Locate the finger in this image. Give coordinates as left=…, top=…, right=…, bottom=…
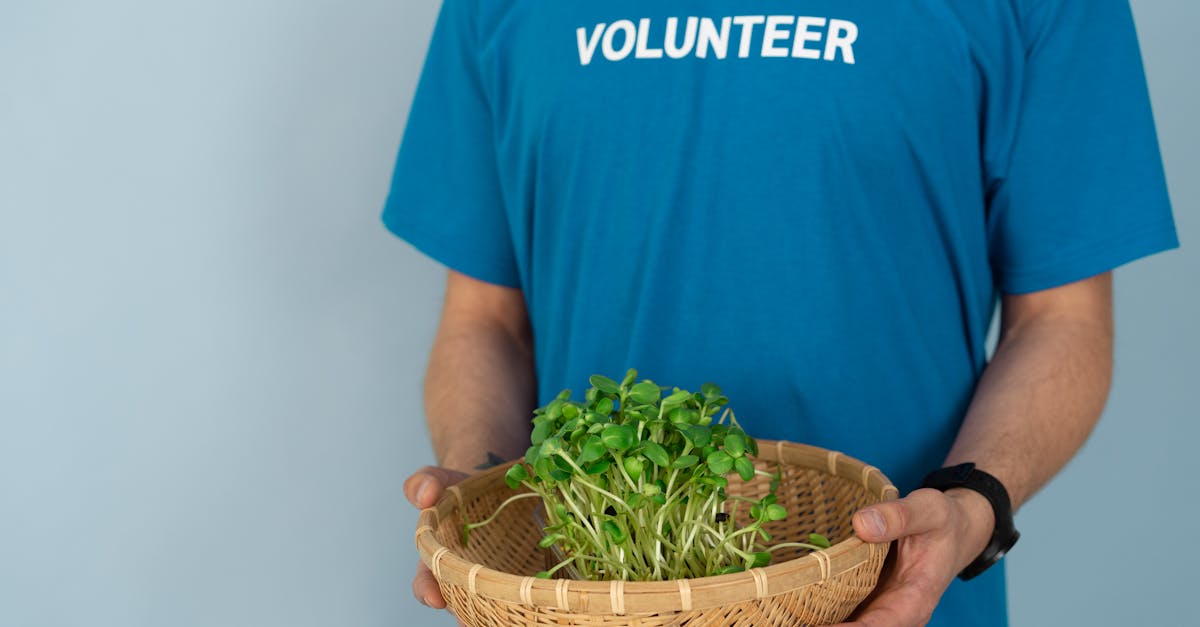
left=404, top=466, right=469, bottom=509
left=413, top=561, right=447, bottom=609
left=852, top=488, right=950, bottom=543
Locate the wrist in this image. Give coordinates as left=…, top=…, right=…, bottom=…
left=945, top=487, right=995, bottom=572
left=442, top=448, right=517, bottom=475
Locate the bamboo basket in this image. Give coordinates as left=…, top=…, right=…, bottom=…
left=415, top=440, right=898, bottom=626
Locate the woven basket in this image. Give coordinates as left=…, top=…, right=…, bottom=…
left=415, top=440, right=898, bottom=626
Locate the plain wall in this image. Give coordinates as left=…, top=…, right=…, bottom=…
left=0, top=1, right=1194, bottom=625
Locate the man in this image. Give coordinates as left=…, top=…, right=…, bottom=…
left=386, top=1, right=1177, bottom=624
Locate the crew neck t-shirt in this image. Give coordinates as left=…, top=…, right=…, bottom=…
left=383, top=1, right=1178, bottom=624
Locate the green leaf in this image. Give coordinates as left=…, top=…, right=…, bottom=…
left=549, top=467, right=571, bottom=481
left=552, top=454, right=574, bottom=474
left=641, top=441, right=670, bottom=467
left=670, top=408, right=699, bottom=425
left=706, top=450, right=734, bottom=475
left=661, top=391, right=690, bottom=414
left=746, top=435, right=759, bottom=457
left=714, top=564, right=744, bottom=575
left=524, top=444, right=541, bottom=466
left=626, top=407, right=652, bottom=424
left=629, top=381, right=661, bottom=404
left=556, top=389, right=572, bottom=401
left=671, top=454, right=699, bottom=469
left=531, top=420, right=552, bottom=445
left=601, top=424, right=635, bottom=451
left=594, top=397, right=614, bottom=415
left=562, top=404, right=579, bottom=420
left=751, top=551, right=772, bottom=568
left=701, top=382, right=722, bottom=400
left=650, top=493, right=666, bottom=505
left=664, top=389, right=692, bottom=405
left=808, top=533, right=832, bottom=549
left=589, top=374, right=620, bottom=394
left=627, top=493, right=644, bottom=509
left=535, top=457, right=555, bottom=483
left=734, top=455, right=756, bottom=481
left=749, top=504, right=762, bottom=520
left=621, top=368, right=638, bottom=387
left=504, top=463, right=529, bottom=490
left=682, top=426, right=711, bottom=447
left=622, top=456, right=644, bottom=479
left=584, top=459, right=611, bottom=475
left=577, top=435, right=606, bottom=464
left=602, top=520, right=626, bottom=544
left=766, top=504, right=787, bottom=521
left=540, top=437, right=563, bottom=458
left=724, top=430, right=746, bottom=457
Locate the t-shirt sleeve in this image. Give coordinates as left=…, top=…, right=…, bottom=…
left=381, top=0, right=520, bottom=288
left=986, top=0, right=1178, bottom=294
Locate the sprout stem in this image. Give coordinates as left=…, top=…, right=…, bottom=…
left=462, top=492, right=543, bottom=535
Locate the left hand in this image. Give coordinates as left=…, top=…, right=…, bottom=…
left=834, top=488, right=995, bottom=627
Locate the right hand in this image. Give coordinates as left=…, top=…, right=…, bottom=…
left=405, top=466, right=470, bottom=613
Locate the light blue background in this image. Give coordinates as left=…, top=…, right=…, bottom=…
left=0, top=1, right=1194, bottom=625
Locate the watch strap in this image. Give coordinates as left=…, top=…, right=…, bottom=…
left=919, top=463, right=1020, bottom=581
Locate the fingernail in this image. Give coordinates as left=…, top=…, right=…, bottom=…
left=416, top=479, right=432, bottom=505
left=860, top=510, right=887, bottom=537
left=419, top=595, right=430, bottom=607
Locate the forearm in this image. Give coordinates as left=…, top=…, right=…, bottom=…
left=846, top=277, right=1116, bottom=623
left=945, top=306, right=1113, bottom=511
left=424, top=305, right=537, bottom=474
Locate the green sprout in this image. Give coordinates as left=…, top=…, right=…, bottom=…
left=463, top=370, right=832, bottom=581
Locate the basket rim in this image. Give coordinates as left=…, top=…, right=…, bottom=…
left=415, top=439, right=897, bottom=615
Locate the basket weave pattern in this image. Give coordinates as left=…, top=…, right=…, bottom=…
left=416, top=440, right=898, bottom=626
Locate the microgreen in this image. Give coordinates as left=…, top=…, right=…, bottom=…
left=462, top=370, right=832, bottom=581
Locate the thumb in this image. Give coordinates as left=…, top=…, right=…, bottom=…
left=853, top=488, right=950, bottom=543
left=404, top=466, right=469, bottom=509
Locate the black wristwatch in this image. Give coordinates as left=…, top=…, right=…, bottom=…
left=919, top=463, right=1020, bottom=581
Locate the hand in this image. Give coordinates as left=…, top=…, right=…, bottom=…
left=404, top=466, right=469, bottom=614
left=834, top=488, right=995, bottom=627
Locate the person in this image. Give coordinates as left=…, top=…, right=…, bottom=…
left=384, top=1, right=1178, bottom=625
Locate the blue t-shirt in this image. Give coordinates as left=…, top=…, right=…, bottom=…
left=383, top=1, right=1178, bottom=624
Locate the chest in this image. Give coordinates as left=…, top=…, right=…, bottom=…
left=473, top=1, right=1022, bottom=161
